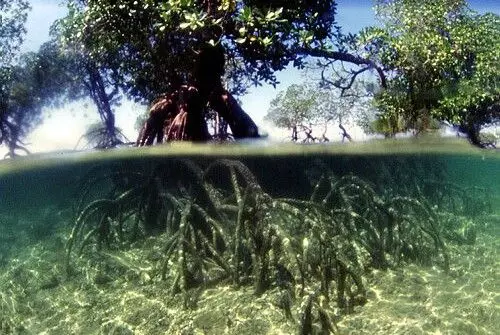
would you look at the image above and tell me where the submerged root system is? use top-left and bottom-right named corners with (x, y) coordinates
top-left (65, 158), bottom-right (489, 332)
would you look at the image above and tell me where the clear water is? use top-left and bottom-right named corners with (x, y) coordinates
top-left (0, 139), bottom-right (498, 334)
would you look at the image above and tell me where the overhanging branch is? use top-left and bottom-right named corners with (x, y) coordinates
top-left (297, 47), bottom-right (387, 88)
top-left (321, 66), bottom-right (372, 97)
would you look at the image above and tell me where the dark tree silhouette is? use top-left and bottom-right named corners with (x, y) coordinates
top-left (136, 44), bottom-right (259, 145)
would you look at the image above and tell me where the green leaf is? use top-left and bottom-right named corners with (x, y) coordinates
top-left (262, 36), bottom-right (272, 46)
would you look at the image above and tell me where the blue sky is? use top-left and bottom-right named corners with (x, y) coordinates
top-left (16, 1), bottom-right (500, 152)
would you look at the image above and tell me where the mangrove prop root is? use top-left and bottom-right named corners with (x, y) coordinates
top-left (67, 158), bottom-right (484, 324)
top-left (136, 86), bottom-right (259, 144)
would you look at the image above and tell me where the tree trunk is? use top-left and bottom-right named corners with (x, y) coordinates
top-left (85, 62), bottom-right (121, 147)
top-left (136, 44), bottom-right (260, 145)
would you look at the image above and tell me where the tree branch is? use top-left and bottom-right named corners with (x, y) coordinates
top-left (298, 48), bottom-right (387, 88)
top-left (320, 66), bottom-right (372, 96)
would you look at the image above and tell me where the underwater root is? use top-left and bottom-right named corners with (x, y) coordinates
top-left (65, 158), bottom-right (487, 330)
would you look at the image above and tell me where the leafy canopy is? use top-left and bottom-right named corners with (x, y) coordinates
top-left (59, 0), bottom-right (339, 102)
top-left (265, 84), bottom-right (320, 139)
top-left (0, 0), bottom-right (30, 66)
top-left (0, 0), bottom-right (31, 155)
top-left (265, 81), bottom-right (373, 142)
top-left (359, 0), bottom-right (499, 143)
top-left (0, 0), bottom-right (95, 156)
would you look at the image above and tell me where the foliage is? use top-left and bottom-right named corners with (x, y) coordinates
top-left (57, 0), bottom-right (388, 108)
top-left (0, 13), bottom-right (121, 156)
top-left (0, 0), bottom-right (30, 156)
top-left (438, 12), bottom-right (500, 146)
top-left (265, 84), bottom-right (322, 142)
top-left (359, 0), bottom-right (499, 145)
top-left (0, 35), bottom-right (121, 156)
top-left (0, 45), bottom-right (76, 157)
top-left (0, 0), bottom-right (30, 66)
top-left (2, 0), bottom-right (387, 151)
top-left (57, 0), bottom-right (337, 103)
top-left (265, 81), bottom-right (374, 142)
top-left (2, 13), bottom-right (127, 155)
top-left (31, 42), bottom-right (83, 105)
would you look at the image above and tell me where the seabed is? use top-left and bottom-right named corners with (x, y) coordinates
top-left (0, 220), bottom-right (498, 334)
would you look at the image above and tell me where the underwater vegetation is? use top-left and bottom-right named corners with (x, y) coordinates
top-left (64, 158), bottom-right (492, 333)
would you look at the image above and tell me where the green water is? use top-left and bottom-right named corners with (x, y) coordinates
top-left (0, 139), bottom-right (498, 334)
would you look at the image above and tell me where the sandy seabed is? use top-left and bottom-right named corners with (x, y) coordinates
top-left (1, 214), bottom-right (498, 335)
